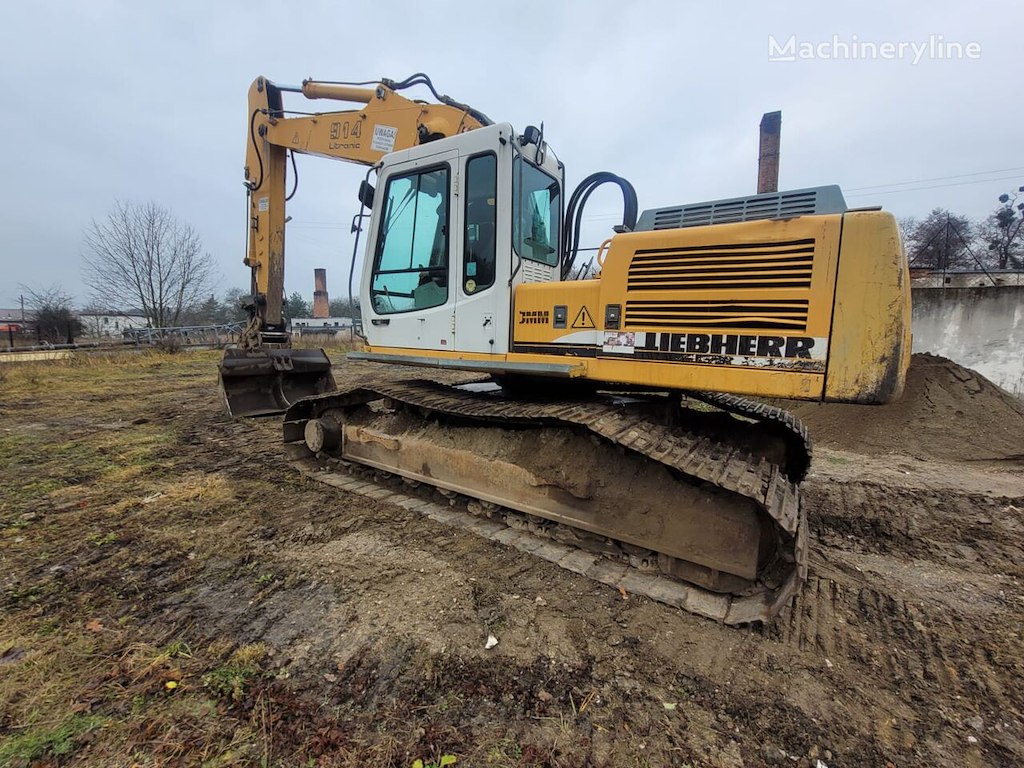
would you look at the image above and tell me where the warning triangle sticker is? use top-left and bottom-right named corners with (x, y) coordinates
top-left (572, 306), bottom-right (596, 329)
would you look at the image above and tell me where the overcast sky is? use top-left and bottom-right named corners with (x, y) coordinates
top-left (2, 1), bottom-right (1021, 308)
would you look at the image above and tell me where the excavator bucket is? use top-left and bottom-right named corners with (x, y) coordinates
top-left (218, 348), bottom-right (335, 418)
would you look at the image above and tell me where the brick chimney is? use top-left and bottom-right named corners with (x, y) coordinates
top-left (313, 268), bottom-right (329, 319)
top-left (757, 111), bottom-right (782, 194)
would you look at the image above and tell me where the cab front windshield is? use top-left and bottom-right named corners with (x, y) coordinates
top-left (513, 156), bottom-right (560, 267)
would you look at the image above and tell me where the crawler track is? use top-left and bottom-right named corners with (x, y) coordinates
top-left (283, 380), bottom-right (809, 624)
top-left (688, 390), bottom-right (813, 482)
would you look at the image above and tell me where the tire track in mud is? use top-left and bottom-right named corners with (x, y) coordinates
top-left (197, 400), bottom-right (1022, 724)
top-left (799, 475), bottom-right (1024, 728)
top-left (182, 388), bottom-right (1024, 750)
top-left (804, 480), bottom-right (1024, 575)
top-left (759, 475), bottom-right (1024, 768)
top-left (765, 566), bottom-right (1023, 765)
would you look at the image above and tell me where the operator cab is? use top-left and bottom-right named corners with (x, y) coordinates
top-left (359, 122), bottom-right (564, 355)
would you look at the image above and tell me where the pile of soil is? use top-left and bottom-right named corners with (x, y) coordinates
top-left (789, 353), bottom-right (1024, 461)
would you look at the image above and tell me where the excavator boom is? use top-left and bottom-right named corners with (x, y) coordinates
top-left (219, 75), bottom-right (488, 417)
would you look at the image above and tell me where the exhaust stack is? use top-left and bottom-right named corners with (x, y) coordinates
top-left (313, 268), bottom-right (330, 319)
top-left (757, 111), bottom-right (781, 194)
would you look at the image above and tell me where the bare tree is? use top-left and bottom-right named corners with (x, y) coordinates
top-left (981, 186), bottom-right (1024, 270)
top-left (20, 284), bottom-right (83, 344)
top-left (897, 216), bottom-right (917, 251)
top-left (903, 208), bottom-right (978, 271)
top-left (82, 201), bottom-right (215, 328)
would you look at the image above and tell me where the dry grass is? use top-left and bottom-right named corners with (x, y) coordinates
top-left (0, 615), bottom-right (270, 764)
top-left (1, 347), bottom-right (614, 767)
top-left (0, 350), bottom-right (264, 765)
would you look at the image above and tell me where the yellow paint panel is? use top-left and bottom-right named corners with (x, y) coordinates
top-left (372, 211), bottom-right (908, 405)
top-left (825, 211), bottom-right (911, 403)
top-left (513, 281), bottom-right (601, 344)
top-left (597, 215), bottom-right (842, 342)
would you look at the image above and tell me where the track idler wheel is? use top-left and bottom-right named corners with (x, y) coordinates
top-left (303, 417), bottom-right (342, 453)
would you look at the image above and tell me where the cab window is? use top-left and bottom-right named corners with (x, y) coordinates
top-left (370, 166), bottom-right (449, 314)
top-left (463, 154), bottom-right (497, 294)
top-left (513, 156), bottom-right (560, 266)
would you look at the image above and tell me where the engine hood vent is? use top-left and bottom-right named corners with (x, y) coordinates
top-left (635, 185), bottom-right (847, 231)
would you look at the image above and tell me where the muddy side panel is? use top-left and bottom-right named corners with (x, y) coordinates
top-left (824, 211), bottom-right (911, 403)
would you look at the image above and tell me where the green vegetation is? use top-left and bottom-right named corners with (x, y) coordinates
top-left (412, 755), bottom-right (457, 768)
top-left (202, 643), bottom-right (270, 704)
top-left (0, 714), bottom-right (107, 763)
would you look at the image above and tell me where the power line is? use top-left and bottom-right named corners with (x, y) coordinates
top-left (288, 167), bottom-right (1024, 217)
top-left (846, 166), bottom-right (1024, 192)
top-left (847, 173), bottom-right (1023, 198)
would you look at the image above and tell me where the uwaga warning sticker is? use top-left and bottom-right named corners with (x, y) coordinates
top-left (371, 125), bottom-right (398, 153)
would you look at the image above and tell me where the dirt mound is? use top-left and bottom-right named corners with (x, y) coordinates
top-left (789, 353), bottom-right (1024, 461)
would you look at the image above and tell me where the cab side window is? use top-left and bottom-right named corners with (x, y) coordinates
top-left (512, 156), bottom-right (560, 266)
top-left (370, 166), bottom-right (449, 314)
top-left (463, 154), bottom-right (497, 294)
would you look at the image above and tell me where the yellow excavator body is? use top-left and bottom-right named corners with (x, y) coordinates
top-left (223, 73), bottom-right (911, 622)
top-left (361, 210), bottom-right (910, 404)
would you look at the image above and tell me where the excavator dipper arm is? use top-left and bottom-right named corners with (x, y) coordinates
top-left (243, 76), bottom-right (486, 329)
top-left (220, 76), bottom-right (488, 417)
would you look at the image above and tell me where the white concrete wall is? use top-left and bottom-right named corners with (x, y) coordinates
top-left (911, 271), bottom-right (1024, 288)
top-left (80, 314), bottom-right (149, 338)
top-left (911, 286), bottom-right (1024, 398)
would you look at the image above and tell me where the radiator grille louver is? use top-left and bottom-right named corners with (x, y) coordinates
top-left (624, 238), bottom-right (815, 331)
top-left (627, 239), bottom-right (815, 290)
top-left (624, 299), bottom-right (810, 331)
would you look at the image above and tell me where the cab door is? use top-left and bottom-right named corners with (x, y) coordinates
top-left (453, 127), bottom-right (513, 354)
top-left (362, 150), bottom-right (458, 351)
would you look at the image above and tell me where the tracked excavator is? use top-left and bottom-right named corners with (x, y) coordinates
top-left (219, 74), bottom-right (911, 623)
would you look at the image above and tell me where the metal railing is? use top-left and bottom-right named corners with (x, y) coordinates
top-left (121, 323), bottom-right (245, 346)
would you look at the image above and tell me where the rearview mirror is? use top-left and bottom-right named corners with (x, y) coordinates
top-left (358, 180), bottom-right (375, 209)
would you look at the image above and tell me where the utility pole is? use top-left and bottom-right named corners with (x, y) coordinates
top-left (942, 214), bottom-right (951, 283)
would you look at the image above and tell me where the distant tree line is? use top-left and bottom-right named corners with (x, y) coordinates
top-left (11, 285), bottom-right (360, 346)
top-left (900, 187), bottom-right (1024, 272)
top-left (14, 199), bottom-right (364, 346)
top-left (177, 290), bottom-right (359, 327)
top-left (80, 200), bottom-right (359, 329)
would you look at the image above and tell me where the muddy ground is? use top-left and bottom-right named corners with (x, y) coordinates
top-left (1, 351), bottom-right (1022, 767)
